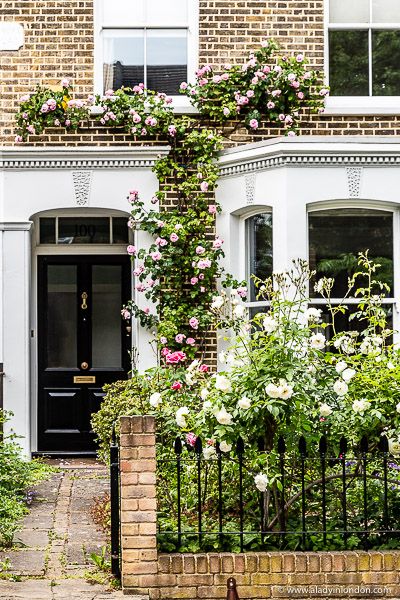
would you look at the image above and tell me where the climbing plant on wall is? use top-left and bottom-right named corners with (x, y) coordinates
top-left (14, 41), bottom-right (326, 359)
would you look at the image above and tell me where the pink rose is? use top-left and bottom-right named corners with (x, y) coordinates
top-left (208, 205), bottom-right (217, 214)
top-left (249, 119), bottom-right (258, 129)
top-left (161, 348), bottom-right (170, 357)
top-left (143, 307), bottom-right (150, 314)
top-left (297, 91), bottom-right (304, 100)
top-left (198, 259), bottom-right (212, 269)
top-left (175, 334), bottom-right (186, 343)
top-left (171, 381), bottom-right (182, 390)
top-left (200, 181), bottom-right (209, 193)
top-left (296, 54), bottom-right (304, 62)
top-left (196, 246), bottom-right (205, 255)
top-left (223, 107), bottom-right (230, 116)
top-left (198, 273), bottom-right (205, 280)
top-left (132, 114), bottom-right (141, 123)
top-left (190, 277), bottom-right (198, 285)
top-left (133, 266), bottom-right (144, 276)
top-left (267, 101), bottom-right (275, 109)
top-left (279, 114), bottom-right (286, 121)
top-left (14, 135), bottom-right (23, 143)
top-left (180, 82), bottom-right (188, 90)
top-left (156, 237), bottom-right (168, 247)
top-left (61, 78), bottom-right (70, 87)
top-left (127, 245), bottom-right (137, 255)
top-left (246, 90), bottom-right (255, 97)
top-left (170, 233), bottom-right (179, 242)
top-left (237, 286), bottom-right (248, 298)
top-left (150, 251), bottom-right (162, 261)
top-left (186, 432), bottom-right (197, 447)
top-left (199, 364), bottom-right (209, 373)
top-left (160, 337), bottom-right (168, 345)
top-left (186, 338), bottom-right (195, 346)
top-left (168, 125), bottom-right (177, 136)
top-left (121, 308), bottom-right (131, 320)
top-left (189, 317), bottom-right (199, 329)
top-left (166, 351), bottom-right (187, 365)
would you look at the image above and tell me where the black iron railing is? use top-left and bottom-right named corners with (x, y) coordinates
top-left (110, 426), bottom-right (121, 579)
top-left (157, 433), bottom-right (400, 552)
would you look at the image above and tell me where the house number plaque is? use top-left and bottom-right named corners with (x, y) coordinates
top-left (74, 376), bottom-right (96, 384)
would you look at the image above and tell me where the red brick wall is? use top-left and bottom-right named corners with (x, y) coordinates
top-left (120, 416), bottom-right (400, 599)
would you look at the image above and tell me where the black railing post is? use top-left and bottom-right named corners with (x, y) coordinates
top-left (319, 435), bottom-right (327, 546)
top-left (174, 436), bottom-right (183, 548)
top-left (360, 435), bottom-right (369, 550)
top-left (216, 442), bottom-right (223, 549)
top-left (278, 435), bottom-right (286, 545)
top-left (194, 436), bottom-right (203, 545)
top-left (236, 436), bottom-right (245, 553)
top-left (380, 434), bottom-right (390, 540)
top-left (299, 435), bottom-right (307, 550)
top-left (110, 425), bottom-right (121, 580)
top-left (340, 436), bottom-right (348, 548)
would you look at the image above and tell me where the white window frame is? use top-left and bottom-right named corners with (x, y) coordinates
top-left (93, 0), bottom-right (199, 113)
top-left (307, 202), bottom-right (400, 337)
top-left (324, 0), bottom-right (400, 115)
top-left (242, 208), bottom-right (274, 315)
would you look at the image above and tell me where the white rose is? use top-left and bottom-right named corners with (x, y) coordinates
top-left (215, 374), bottom-right (232, 393)
top-left (238, 396), bottom-right (251, 410)
top-left (352, 399), bottom-right (370, 414)
top-left (218, 351), bottom-right (226, 364)
top-left (263, 315), bottom-right (278, 333)
top-left (185, 373), bottom-right (195, 385)
top-left (175, 406), bottom-right (189, 428)
top-left (319, 403), bottom-right (332, 417)
top-left (233, 304), bottom-right (246, 319)
top-left (335, 361), bottom-right (347, 374)
top-left (278, 380), bottom-right (294, 400)
top-left (203, 446), bottom-right (217, 460)
top-left (211, 295), bottom-right (225, 310)
top-left (254, 473), bottom-right (269, 492)
top-left (200, 388), bottom-right (209, 400)
top-left (396, 402), bottom-right (400, 414)
top-left (342, 368), bottom-right (356, 382)
top-left (215, 407), bottom-right (233, 425)
top-left (203, 400), bottom-right (212, 410)
top-left (149, 392), bottom-right (162, 408)
top-left (188, 359), bottom-right (200, 372)
top-left (306, 307), bottom-right (322, 322)
top-left (333, 379), bottom-right (348, 396)
top-left (309, 333), bottom-right (325, 350)
top-left (266, 383), bottom-right (280, 398)
top-left (226, 353), bottom-right (236, 365)
top-left (388, 361), bottom-right (395, 370)
top-left (219, 440), bottom-right (232, 453)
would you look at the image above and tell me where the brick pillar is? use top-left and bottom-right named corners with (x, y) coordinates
top-left (120, 415), bottom-right (158, 593)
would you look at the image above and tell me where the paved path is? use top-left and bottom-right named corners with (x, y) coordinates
top-left (0, 460), bottom-right (124, 599)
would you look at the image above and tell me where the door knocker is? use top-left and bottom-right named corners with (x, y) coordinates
top-left (81, 292), bottom-right (88, 310)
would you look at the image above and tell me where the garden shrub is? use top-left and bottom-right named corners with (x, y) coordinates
top-left (0, 411), bottom-right (52, 546)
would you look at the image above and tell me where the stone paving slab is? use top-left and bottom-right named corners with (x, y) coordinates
top-left (0, 460), bottom-right (124, 599)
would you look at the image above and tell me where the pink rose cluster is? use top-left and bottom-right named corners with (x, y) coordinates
top-left (165, 350), bottom-right (187, 365)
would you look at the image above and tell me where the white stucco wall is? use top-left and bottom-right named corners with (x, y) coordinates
top-left (0, 147), bottom-right (167, 453)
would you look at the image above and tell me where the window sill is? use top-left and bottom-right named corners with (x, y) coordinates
top-left (90, 95), bottom-right (198, 116)
top-left (324, 96), bottom-right (400, 116)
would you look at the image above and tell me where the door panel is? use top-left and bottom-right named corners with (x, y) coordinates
top-left (38, 255), bottom-right (131, 452)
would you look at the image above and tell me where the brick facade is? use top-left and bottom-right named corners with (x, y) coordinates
top-left (2, 1), bottom-right (400, 147)
top-left (120, 416), bottom-right (400, 599)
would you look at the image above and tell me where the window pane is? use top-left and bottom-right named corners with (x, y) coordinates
top-left (372, 30), bottom-right (400, 95)
top-left (58, 218), bottom-right (110, 244)
top-left (146, 0), bottom-right (188, 25)
top-left (40, 218), bottom-right (56, 244)
top-left (246, 213), bottom-right (273, 302)
top-left (372, 0), bottom-right (400, 22)
top-left (47, 265), bottom-right (77, 368)
top-left (146, 29), bottom-right (187, 94)
top-left (92, 266), bottom-right (122, 368)
top-left (309, 209), bottom-right (393, 298)
top-left (309, 304), bottom-right (393, 341)
top-left (329, 30), bottom-right (369, 95)
top-left (112, 217), bottom-right (129, 244)
top-left (103, 29), bottom-right (144, 92)
top-left (330, 0), bottom-right (370, 23)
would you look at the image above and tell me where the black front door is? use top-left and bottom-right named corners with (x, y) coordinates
top-left (37, 255), bottom-right (131, 452)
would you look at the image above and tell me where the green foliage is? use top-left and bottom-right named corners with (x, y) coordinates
top-left (0, 411), bottom-right (52, 547)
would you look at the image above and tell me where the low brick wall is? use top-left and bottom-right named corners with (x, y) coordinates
top-left (120, 416), bottom-right (400, 599)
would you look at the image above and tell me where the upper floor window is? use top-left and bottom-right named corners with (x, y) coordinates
top-left (328, 0), bottom-right (400, 97)
top-left (97, 0), bottom-right (197, 97)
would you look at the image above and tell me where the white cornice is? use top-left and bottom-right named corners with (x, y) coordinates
top-left (0, 146), bottom-right (170, 170)
top-left (0, 222), bottom-right (32, 231)
top-left (219, 137), bottom-right (400, 177)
